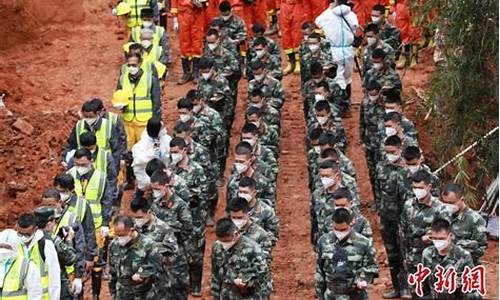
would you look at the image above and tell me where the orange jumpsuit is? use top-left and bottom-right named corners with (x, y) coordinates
top-left (171, 0), bottom-right (205, 57)
top-left (230, 0), bottom-right (268, 36)
top-left (278, 0), bottom-right (308, 53)
top-left (203, 0), bottom-right (220, 32)
top-left (394, 0), bottom-right (420, 44)
top-left (309, 0), bottom-right (328, 21)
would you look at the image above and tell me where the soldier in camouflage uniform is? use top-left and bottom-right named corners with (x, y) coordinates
top-left (308, 100), bottom-right (347, 153)
top-left (317, 133), bottom-right (357, 180)
top-left (363, 49), bottom-right (402, 94)
top-left (307, 127), bottom-right (324, 189)
top-left (362, 23), bottom-right (396, 75)
top-left (227, 142), bottom-right (276, 206)
top-left (373, 135), bottom-right (412, 299)
top-left (247, 61), bottom-right (285, 110)
top-left (241, 123), bottom-right (278, 182)
top-left (400, 170), bottom-right (450, 296)
top-left (109, 215), bottom-right (163, 299)
top-left (317, 188), bottom-right (373, 243)
top-left (300, 32), bottom-right (335, 85)
top-left (382, 112), bottom-right (419, 155)
top-left (441, 183), bottom-right (488, 265)
top-left (402, 146), bottom-right (439, 196)
top-left (168, 137), bottom-right (208, 296)
top-left (211, 218), bottom-right (270, 299)
top-left (421, 218), bottom-right (481, 299)
top-left (207, 18), bottom-right (240, 60)
top-left (247, 37), bottom-right (283, 81)
top-left (246, 107), bottom-right (280, 159)
top-left (247, 23), bottom-right (281, 66)
top-left (197, 57), bottom-right (234, 130)
top-left (249, 89), bottom-right (281, 130)
top-left (315, 208), bottom-right (379, 300)
top-left (238, 177), bottom-right (280, 244)
top-left (383, 90), bottom-right (417, 140)
top-left (371, 5), bottom-right (401, 55)
top-left (305, 81), bottom-right (343, 126)
top-left (129, 197), bottom-right (187, 299)
top-left (218, 1), bottom-right (247, 54)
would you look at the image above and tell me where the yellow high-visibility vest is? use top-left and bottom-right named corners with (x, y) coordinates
top-left (68, 196), bottom-right (88, 225)
top-left (22, 242), bottom-right (49, 299)
top-left (0, 256), bottom-right (30, 300)
top-left (93, 148), bottom-right (110, 173)
top-left (119, 63), bottom-right (154, 123)
top-left (125, 0), bottom-right (150, 28)
top-left (75, 119), bottom-right (113, 151)
top-left (131, 26), bottom-right (165, 46)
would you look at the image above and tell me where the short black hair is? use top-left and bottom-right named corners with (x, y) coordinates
top-left (88, 98), bottom-right (104, 111)
top-left (81, 100), bottom-right (101, 113)
top-left (250, 88), bottom-right (264, 98)
top-left (319, 159), bottom-right (339, 172)
top-left (126, 51), bottom-right (142, 62)
top-left (315, 81), bottom-right (330, 93)
top-left (228, 197), bottom-right (250, 213)
top-left (365, 23), bottom-right (379, 34)
top-left (252, 23), bottom-right (265, 34)
top-left (320, 148), bottom-right (339, 161)
top-left (42, 189), bottom-right (60, 200)
top-left (366, 80), bottom-right (381, 91)
top-left (113, 214), bottom-right (135, 230)
top-left (332, 207), bottom-right (352, 224)
top-left (332, 187), bottom-right (353, 201)
top-left (54, 173), bottom-right (75, 191)
top-left (384, 111), bottom-right (402, 123)
top-left (442, 182), bottom-right (464, 197)
top-left (372, 4), bottom-right (385, 13)
top-left (145, 159), bottom-right (166, 177)
top-left (309, 127), bottom-right (323, 141)
top-left (210, 18), bottom-right (223, 28)
top-left (411, 169), bottom-right (432, 185)
top-left (310, 61), bottom-right (323, 76)
top-left (140, 8), bottom-right (154, 18)
top-left (246, 106), bottom-right (263, 117)
top-left (239, 176), bottom-right (256, 189)
top-left (384, 135), bottom-right (402, 147)
top-left (241, 123), bottom-right (259, 135)
top-left (177, 97), bottom-right (194, 110)
top-left (128, 43), bottom-right (143, 53)
top-left (302, 21), bottom-right (315, 30)
top-left (150, 170), bottom-right (171, 185)
top-left (17, 213), bottom-right (36, 229)
top-left (130, 196), bottom-right (152, 213)
top-left (174, 121), bottom-right (192, 134)
top-left (215, 217), bottom-right (237, 237)
top-left (402, 146), bottom-right (421, 161)
top-left (235, 141), bottom-right (253, 156)
top-left (219, 0), bottom-right (231, 12)
top-left (308, 32), bottom-right (321, 41)
top-left (372, 48), bottom-right (386, 59)
top-left (253, 36), bottom-right (268, 47)
top-left (384, 89), bottom-right (402, 104)
top-left (318, 132), bottom-right (339, 147)
top-left (79, 131), bottom-right (97, 147)
top-left (74, 148), bottom-right (92, 160)
top-left (430, 218), bottom-right (451, 233)
top-left (170, 137), bottom-right (187, 149)
top-left (206, 28), bottom-right (220, 38)
top-left (146, 116), bottom-right (162, 138)
top-left (251, 60), bottom-right (265, 71)
top-left (199, 56), bottom-right (214, 70)
top-left (315, 100), bottom-right (331, 113)
top-left (186, 89), bottom-right (200, 100)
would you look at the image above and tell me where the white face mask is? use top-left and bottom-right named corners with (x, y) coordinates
top-left (251, 102), bottom-right (263, 109)
top-left (255, 49), bottom-right (265, 58)
top-left (76, 165), bottom-right (92, 176)
top-left (385, 108), bottom-right (396, 114)
top-left (385, 126), bottom-right (397, 137)
top-left (59, 192), bottom-right (71, 202)
top-left (218, 240), bottom-right (235, 251)
top-left (221, 14), bottom-right (231, 21)
top-left (207, 43), bottom-right (218, 51)
top-left (238, 192), bottom-right (252, 202)
top-left (321, 177), bottom-right (335, 189)
top-left (179, 113), bottom-right (191, 123)
top-left (170, 153), bottom-right (183, 165)
top-left (367, 37), bottom-right (377, 47)
top-left (192, 104), bottom-right (202, 114)
top-left (314, 146), bottom-right (321, 154)
top-left (386, 153), bottom-right (400, 163)
top-left (254, 74), bottom-right (264, 81)
top-left (371, 16), bottom-right (382, 24)
top-left (242, 138), bottom-right (256, 147)
top-left (134, 217), bottom-right (148, 228)
top-left (142, 20), bottom-right (153, 28)
top-left (308, 44), bottom-right (320, 52)
top-left (443, 203), bottom-right (460, 214)
top-left (334, 230), bottom-right (350, 241)
top-left (232, 218), bottom-right (247, 229)
top-left (316, 116), bottom-right (328, 125)
top-left (315, 94), bottom-right (326, 102)
top-left (368, 94), bottom-right (379, 102)
top-left (152, 189), bottom-right (165, 200)
top-left (17, 234), bottom-right (33, 244)
top-left (432, 239), bottom-right (449, 251)
top-left (129, 65), bottom-right (140, 75)
top-left (141, 39), bottom-right (153, 48)
top-left (373, 63), bottom-right (384, 70)
top-left (407, 165), bottom-right (420, 174)
top-left (83, 117), bottom-right (97, 126)
top-left (117, 236), bottom-right (132, 246)
top-left (201, 72), bottom-right (211, 80)
top-left (413, 187), bottom-right (428, 200)
top-left (234, 162), bottom-right (248, 174)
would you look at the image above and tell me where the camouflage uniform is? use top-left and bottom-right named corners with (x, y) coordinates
top-left (303, 77), bottom-right (345, 121)
top-left (108, 233), bottom-right (163, 299)
top-left (256, 123), bottom-right (280, 159)
top-left (204, 45), bottom-right (241, 107)
top-left (298, 39), bottom-right (332, 85)
top-left (378, 23), bottom-right (401, 54)
top-left (53, 235), bottom-right (79, 300)
top-left (318, 210), bottom-right (373, 243)
top-left (250, 103), bottom-right (281, 129)
top-left (312, 173), bottom-right (361, 209)
top-left (197, 72), bottom-right (234, 129)
top-left (404, 164), bottom-right (440, 197)
top-left (300, 48), bottom-right (334, 84)
top-left (359, 97), bottom-right (385, 184)
top-left (363, 66), bottom-right (402, 94)
top-left (450, 206), bottom-right (488, 265)
top-left (220, 14), bottom-right (247, 49)
top-left (315, 231), bottom-right (378, 300)
top-left (211, 236), bottom-right (269, 299)
top-left (137, 216), bottom-right (187, 299)
top-left (421, 244), bottom-right (479, 299)
top-left (308, 149), bottom-right (357, 185)
top-left (401, 115), bottom-right (418, 140)
top-left (239, 221), bottom-right (274, 264)
top-left (308, 120), bottom-right (347, 153)
top-left (172, 173), bottom-right (192, 205)
top-left (400, 196), bottom-right (450, 275)
top-left (247, 75), bottom-right (285, 110)
top-left (361, 41), bottom-right (395, 75)
top-left (253, 143), bottom-right (278, 182)
top-left (227, 169), bottom-right (276, 207)
top-left (247, 36), bottom-right (281, 64)
top-left (247, 52), bottom-right (283, 81)
top-left (249, 200), bottom-right (280, 245)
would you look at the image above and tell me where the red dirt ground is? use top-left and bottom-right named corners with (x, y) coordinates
top-left (0, 3), bottom-right (497, 299)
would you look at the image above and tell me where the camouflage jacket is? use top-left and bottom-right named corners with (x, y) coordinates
top-left (403, 164), bottom-right (440, 197)
top-left (220, 15), bottom-right (247, 46)
top-left (450, 206), bottom-right (488, 263)
top-left (361, 41), bottom-right (395, 75)
top-left (379, 23), bottom-right (401, 52)
top-left (363, 66), bottom-right (402, 94)
top-left (240, 221), bottom-right (274, 264)
top-left (248, 75), bottom-right (285, 110)
top-left (248, 52), bottom-right (283, 80)
top-left (359, 96), bottom-right (384, 150)
top-left (308, 120), bottom-right (347, 152)
top-left (211, 236), bottom-right (269, 299)
top-left (247, 36), bottom-right (281, 63)
top-left (303, 77), bottom-right (345, 114)
top-left (319, 211), bottom-right (373, 243)
top-left (401, 115), bottom-right (418, 140)
top-left (151, 193), bottom-right (193, 247)
top-left (203, 45), bottom-right (241, 77)
top-left (188, 140), bottom-right (219, 183)
top-left (315, 231), bottom-right (378, 300)
top-left (197, 73), bottom-right (234, 115)
top-left (257, 123), bottom-right (280, 158)
top-left (249, 200), bottom-right (280, 244)
top-left (300, 48), bottom-right (334, 84)
top-left (227, 168), bottom-right (276, 206)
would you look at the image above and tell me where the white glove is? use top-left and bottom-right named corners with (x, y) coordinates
top-left (111, 7), bottom-right (117, 16)
top-left (132, 273), bottom-right (143, 282)
top-left (72, 278), bottom-right (83, 295)
top-left (172, 17), bottom-right (179, 32)
top-left (101, 226), bottom-right (109, 238)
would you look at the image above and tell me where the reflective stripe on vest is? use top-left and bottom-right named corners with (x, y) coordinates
top-left (143, 46), bottom-right (163, 64)
top-left (0, 256), bottom-right (29, 299)
top-left (105, 111), bottom-right (119, 127)
top-left (54, 211), bottom-right (78, 275)
top-left (126, 0), bottom-right (150, 27)
top-left (24, 242), bottom-right (49, 299)
top-left (68, 196), bottom-right (87, 225)
top-left (131, 26), bottom-right (165, 46)
top-left (75, 119), bottom-right (113, 151)
top-left (120, 63), bottom-right (153, 123)
top-left (69, 168), bottom-right (106, 229)
top-left (94, 148), bottom-right (110, 173)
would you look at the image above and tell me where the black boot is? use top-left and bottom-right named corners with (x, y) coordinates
top-left (124, 163), bottom-right (135, 190)
top-left (192, 57), bottom-right (200, 82)
top-left (177, 58), bottom-right (192, 84)
top-left (91, 270), bottom-right (102, 299)
top-left (383, 264), bottom-right (401, 299)
top-left (189, 262), bottom-right (203, 297)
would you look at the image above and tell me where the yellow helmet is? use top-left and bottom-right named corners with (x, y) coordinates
top-left (116, 2), bottom-right (131, 16)
top-left (112, 90), bottom-right (129, 108)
